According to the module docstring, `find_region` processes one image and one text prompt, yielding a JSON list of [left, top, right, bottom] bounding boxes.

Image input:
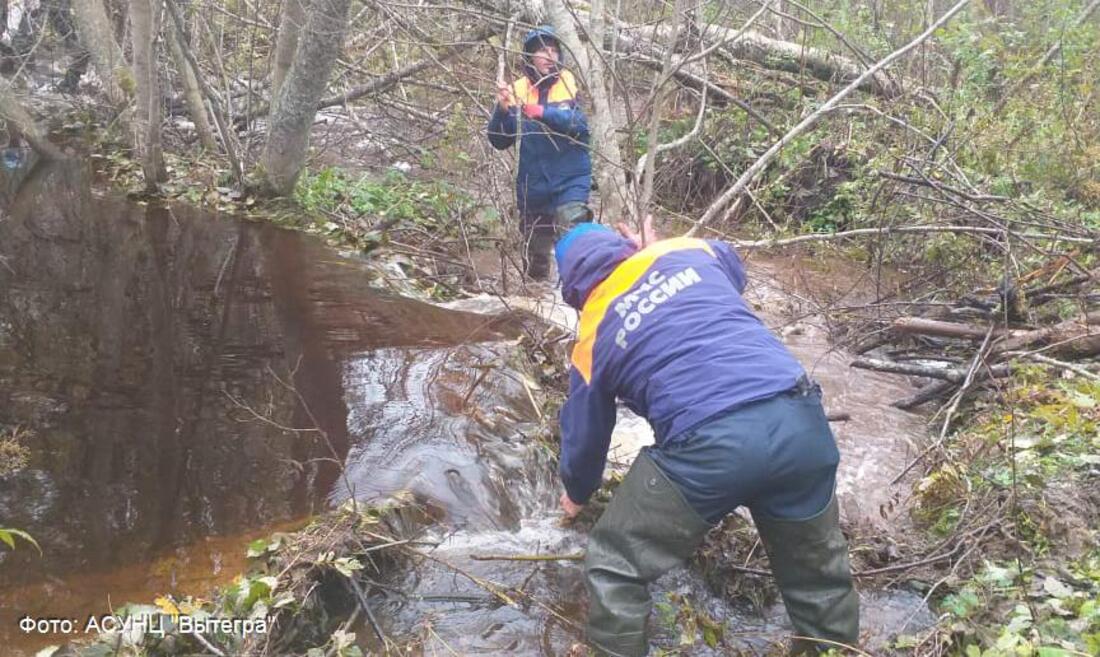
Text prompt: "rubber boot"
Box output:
[[584, 451, 710, 657], [554, 201, 594, 227], [750, 494, 860, 653], [522, 223, 556, 281]]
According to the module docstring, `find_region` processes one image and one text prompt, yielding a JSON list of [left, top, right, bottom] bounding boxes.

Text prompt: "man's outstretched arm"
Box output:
[[559, 368, 617, 511]]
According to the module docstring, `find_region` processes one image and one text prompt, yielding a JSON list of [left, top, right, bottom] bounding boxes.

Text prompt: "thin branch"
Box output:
[[164, 0, 244, 185], [729, 224, 1097, 249], [689, 0, 973, 235]]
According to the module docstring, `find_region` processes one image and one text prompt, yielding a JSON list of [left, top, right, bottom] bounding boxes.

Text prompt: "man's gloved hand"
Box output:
[[522, 104, 544, 120], [496, 82, 515, 110]]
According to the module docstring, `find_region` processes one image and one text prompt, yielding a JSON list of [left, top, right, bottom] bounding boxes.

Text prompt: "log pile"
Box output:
[[851, 267, 1100, 411]]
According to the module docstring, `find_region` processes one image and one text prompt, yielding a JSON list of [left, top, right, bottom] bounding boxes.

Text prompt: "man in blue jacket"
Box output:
[[554, 222, 859, 656], [487, 26, 592, 280]]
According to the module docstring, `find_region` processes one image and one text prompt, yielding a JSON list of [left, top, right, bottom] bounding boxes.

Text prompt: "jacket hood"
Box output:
[[558, 227, 637, 310], [522, 26, 562, 87]]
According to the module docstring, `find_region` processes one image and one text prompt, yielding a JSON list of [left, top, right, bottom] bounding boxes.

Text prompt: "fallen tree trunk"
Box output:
[[892, 380, 956, 410], [851, 356, 1011, 383], [688, 0, 974, 235], [891, 317, 1018, 340], [627, 51, 780, 137], [994, 318, 1100, 359], [612, 19, 898, 97]]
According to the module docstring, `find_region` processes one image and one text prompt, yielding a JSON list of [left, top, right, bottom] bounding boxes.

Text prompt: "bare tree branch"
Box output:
[[689, 0, 973, 236]]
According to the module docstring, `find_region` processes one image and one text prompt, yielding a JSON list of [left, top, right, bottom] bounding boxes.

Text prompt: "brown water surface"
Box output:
[[0, 159, 525, 654]]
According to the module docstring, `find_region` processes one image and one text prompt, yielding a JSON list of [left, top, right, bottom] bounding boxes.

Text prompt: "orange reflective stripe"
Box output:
[[570, 238, 715, 383], [512, 70, 578, 106], [548, 70, 578, 103]]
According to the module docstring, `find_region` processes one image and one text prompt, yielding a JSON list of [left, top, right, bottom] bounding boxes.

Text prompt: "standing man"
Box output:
[[554, 221, 859, 656], [487, 26, 593, 281]]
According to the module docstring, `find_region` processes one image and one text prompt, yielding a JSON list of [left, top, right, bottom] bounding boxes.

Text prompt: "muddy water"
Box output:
[[0, 159, 532, 654]]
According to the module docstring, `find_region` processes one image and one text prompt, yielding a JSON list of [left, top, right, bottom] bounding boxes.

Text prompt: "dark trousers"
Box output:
[[649, 380, 839, 523], [584, 383, 858, 656], [519, 201, 592, 280]]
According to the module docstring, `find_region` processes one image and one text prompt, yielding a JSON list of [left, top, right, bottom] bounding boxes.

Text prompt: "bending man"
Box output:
[[555, 221, 859, 656]]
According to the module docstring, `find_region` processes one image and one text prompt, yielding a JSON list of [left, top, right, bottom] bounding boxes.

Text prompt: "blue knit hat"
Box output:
[[555, 222, 612, 271]]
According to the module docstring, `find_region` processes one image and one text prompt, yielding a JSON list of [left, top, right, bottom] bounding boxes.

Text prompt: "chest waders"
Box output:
[[583, 455, 858, 655]]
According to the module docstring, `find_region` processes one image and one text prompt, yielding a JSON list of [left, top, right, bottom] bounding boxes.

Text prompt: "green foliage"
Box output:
[[0, 527, 40, 554], [653, 592, 725, 650], [939, 553, 1100, 657], [978, 378, 1100, 486], [806, 180, 860, 232], [915, 368, 1100, 656], [295, 168, 475, 229]]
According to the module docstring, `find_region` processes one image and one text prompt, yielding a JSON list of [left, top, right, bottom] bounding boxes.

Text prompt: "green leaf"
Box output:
[[702, 624, 720, 648], [0, 528, 41, 554], [246, 539, 270, 558]]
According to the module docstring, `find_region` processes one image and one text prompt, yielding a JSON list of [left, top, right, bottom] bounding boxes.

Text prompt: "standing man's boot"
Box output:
[[750, 494, 860, 653], [584, 451, 710, 657], [524, 228, 555, 280], [520, 213, 556, 281]]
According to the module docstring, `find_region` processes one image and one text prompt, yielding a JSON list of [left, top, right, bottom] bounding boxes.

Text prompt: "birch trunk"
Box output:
[[542, 0, 628, 221], [130, 0, 167, 190], [71, 0, 132, 106], [272, 0, 307, 99], [165, 13, 216, 151], [260, 0, 353, 196]]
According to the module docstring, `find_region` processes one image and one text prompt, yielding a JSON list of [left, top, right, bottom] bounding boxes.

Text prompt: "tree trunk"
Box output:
[[165, 14, 216, 151], [260, 0, 353, 196], [851, 357, 1010, 383], [542, 0, 629, 221], [614, 21, 898, 98], [892, 317, 1017, 340], [130, 0, 167, 190], [272, 0, 307, 100], [71, 0, 132, 106]]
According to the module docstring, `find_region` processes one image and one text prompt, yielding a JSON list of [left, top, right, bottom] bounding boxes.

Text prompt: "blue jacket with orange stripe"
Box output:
[[557, 230, 806, 505], [486, 28, 591, 214]]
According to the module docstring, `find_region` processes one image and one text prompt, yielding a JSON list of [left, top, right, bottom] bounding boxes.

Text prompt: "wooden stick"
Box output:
[[470, 553, 584, 562], [727, 224, 1097, 249]]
